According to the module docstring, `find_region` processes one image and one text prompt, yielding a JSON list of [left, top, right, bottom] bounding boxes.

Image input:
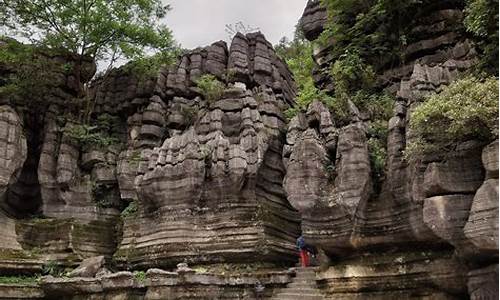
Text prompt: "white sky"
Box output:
[[164, 0, 307, 49]]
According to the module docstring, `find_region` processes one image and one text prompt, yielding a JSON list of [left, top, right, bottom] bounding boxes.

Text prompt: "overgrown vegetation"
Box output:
[[121, 201, 138, 218], [0, 276, 40, 285], [121, 50, 181, 80], [133, 271, 146, 282], [195, 74, 225, 103], [0, 38, 72, 104], [464, 0, 499, 74], [406, 76, 499, 160], [318, 0, 422, 70], [42, 260, 65, 277], [64, 113, 122, 150]]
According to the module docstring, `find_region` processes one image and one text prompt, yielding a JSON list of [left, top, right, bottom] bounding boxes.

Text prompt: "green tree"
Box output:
[[0, 0, 177, 81]]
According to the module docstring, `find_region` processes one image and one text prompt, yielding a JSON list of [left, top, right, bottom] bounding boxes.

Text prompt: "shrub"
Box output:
[[368, 137, 387, 191], [42, 260, 64, 277], [65, 114, 122, 150], [133, 271, 146, 282], [121, 201, 138, 218], [331, 50, 376, 94], [195, 74, 224, 102], [463, 0, 499, 74], [407, 76, 499, 158]]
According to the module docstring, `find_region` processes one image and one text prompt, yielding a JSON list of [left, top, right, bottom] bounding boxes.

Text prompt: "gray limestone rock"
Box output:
[[68, 255, 106, 278]]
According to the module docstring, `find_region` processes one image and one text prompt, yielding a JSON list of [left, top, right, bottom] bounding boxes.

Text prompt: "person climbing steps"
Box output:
[[296, 235, 309, 267]]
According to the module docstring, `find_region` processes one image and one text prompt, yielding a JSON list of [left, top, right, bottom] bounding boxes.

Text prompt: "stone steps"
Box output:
[[272, 267, 324, 300]]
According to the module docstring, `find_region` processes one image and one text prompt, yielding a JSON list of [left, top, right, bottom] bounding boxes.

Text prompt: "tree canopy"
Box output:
[[0, 0, 177, 70]]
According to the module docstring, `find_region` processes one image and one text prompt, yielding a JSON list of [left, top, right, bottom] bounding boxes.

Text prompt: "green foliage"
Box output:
[[1, 0, 176, 68], [351, 91, 393, 121], [276, 29, 340, 120], [42, 260, 64, 277], [319, 0, 422, 70], [65, 114, 122, 150], [464, 0, 499, 74], [195, 74, 224, 103], [331, 50, 376, 94], [0, 38, 67, 103], [122, 50, 180, 80], [133, 271, 146, 282], [0, 276, 40, 285], [121, 201, 138, 218], [407, 76, 499, 158], [368, 137, 387, 190]]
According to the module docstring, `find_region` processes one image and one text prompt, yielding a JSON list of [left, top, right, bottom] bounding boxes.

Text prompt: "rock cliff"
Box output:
[[0, 1, 497, 299]]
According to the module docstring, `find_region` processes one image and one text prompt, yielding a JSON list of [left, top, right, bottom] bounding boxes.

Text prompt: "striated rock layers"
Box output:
[[0, 1, 497, 299], [0, 32, 302, 299], [278, 0, 499, 299]]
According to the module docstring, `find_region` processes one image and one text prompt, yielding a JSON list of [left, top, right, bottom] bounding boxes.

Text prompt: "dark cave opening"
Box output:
[[4, 112, 43, 218]]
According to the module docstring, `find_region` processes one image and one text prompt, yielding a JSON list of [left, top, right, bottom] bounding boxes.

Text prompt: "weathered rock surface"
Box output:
[[68, 256, 106, 278], [0, 106, 28, 214], [464, 179, 499, 253], [0, 1, 496, 298], [467, 264, 499, 300], [482, 139, 499, 179], [317, 250, 468, 299], [299, 0, 327, 41], [289, 1, 497, 299]]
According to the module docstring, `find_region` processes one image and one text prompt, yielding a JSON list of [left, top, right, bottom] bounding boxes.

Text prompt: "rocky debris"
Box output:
[[467, 264, 499, 300], [68, 256, 106, 278]]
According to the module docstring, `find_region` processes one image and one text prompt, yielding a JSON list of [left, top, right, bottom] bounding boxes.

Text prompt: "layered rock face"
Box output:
[[281, 0, 499, 299], [115, 32, 300, 269], [0, 33, 302, 299], [0, 1, 497, 299]]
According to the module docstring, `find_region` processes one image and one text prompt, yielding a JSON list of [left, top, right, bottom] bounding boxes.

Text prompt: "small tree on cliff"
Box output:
[[0, 0, 177, 82]]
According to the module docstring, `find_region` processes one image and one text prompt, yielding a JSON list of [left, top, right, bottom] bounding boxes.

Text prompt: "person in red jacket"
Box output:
[[296, 235, 309, 267]]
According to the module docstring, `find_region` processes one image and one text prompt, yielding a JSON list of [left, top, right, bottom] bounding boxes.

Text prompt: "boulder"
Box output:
[[423, 142, 484, 197], [423, 194, 474, 247], [68, 255, 106, 278], [464, 179, 499, 252]]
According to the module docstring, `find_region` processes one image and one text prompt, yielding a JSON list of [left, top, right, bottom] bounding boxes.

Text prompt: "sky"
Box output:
[[164, 0, 307, 49]]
